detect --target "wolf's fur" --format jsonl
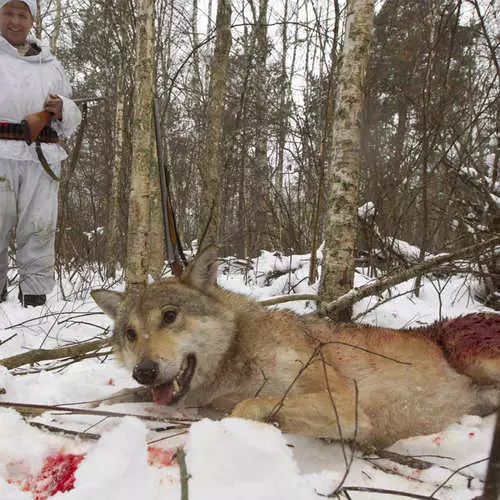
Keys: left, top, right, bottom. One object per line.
{"left": 92, "top": 247, "right": 500, "bottom": 448}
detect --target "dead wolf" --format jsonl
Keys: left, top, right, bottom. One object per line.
{"left": 91, "top": 246, "right": 500, "bottom": 448}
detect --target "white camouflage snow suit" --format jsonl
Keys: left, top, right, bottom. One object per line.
{"left": 0, "top": 34, "right": 81, "bottom": 297}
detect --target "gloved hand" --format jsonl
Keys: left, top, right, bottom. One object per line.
{"left": 44, "top": 94, "right": 63, "bottom": 120}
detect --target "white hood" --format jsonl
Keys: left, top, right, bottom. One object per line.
{"left": 0, "top": 34, "right": 81, "bottom": 163}
{"left": 0, "top": 34, "right": 55, "bottom": 62}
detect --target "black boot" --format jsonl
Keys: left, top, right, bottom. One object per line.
{"left": 18, "top": 289, "right": 46, "bottom": 307}
{"left": 0, "top": 285, "right": 6, "bottom": 303}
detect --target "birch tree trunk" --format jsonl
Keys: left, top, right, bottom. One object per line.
{"left": 125, "top": 0, "right": 156, "bottom": 291}
{"left": 252, "top": 0, "right": 270, "bottom": 251}
{"left": 106, "top": 62, "right": 126, "bottom": 278}
{"left": 319, "top": 0, "right": 374, "bottom": 321}
{"left": 50, "top": 0, "right": 61, "bottom": 55}
{"left": 35, "top": 0, "right": 41, "bottom": 39}
{"left": 197, "top": 0, "right": 232, "bottom": 251}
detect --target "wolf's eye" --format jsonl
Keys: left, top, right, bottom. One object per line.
{"left": 162, "top": 309, "right": 177, "bottom": 325}
{"left": 125, "top": 328, "right": 137, "bottom": 343}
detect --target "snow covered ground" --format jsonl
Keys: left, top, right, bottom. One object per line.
{"left": 0, "top": 250, "right": 497, "bottom": 500}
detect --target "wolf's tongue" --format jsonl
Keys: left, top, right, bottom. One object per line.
{"left": 151, "top": 382, "right": 175, "bottom": 405}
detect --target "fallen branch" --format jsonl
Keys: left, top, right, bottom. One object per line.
{"left": 0, "top": 401, "right": 197, "bottom": 425}
{"left": 260, "top": 237, "right": 498, "bottom": 311}
{"left": 260, "top": 294, "right": 319, "bottom": 307}
{"left": 0, "top": 338, "right": 110, "bottom": 370}
{"left": 320, "top": 236, "right": 499, "bottom": 319}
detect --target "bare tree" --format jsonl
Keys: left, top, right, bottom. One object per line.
{"left": 125, "top": 0, "right": 156, "bottom": 291}
{"left": 197, "top": 0, "right": 232, "bottom": 251}
{"left": 319, "top": 0, "right": 374, "bottom": 320}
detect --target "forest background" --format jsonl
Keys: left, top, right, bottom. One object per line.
{"left": 32, "top": 0, "right": 499, "bottom": 308}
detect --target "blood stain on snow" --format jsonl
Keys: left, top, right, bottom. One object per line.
{"left": 147, "top": 446, "right": 176, "bottom": 468}
{"left": 7, "top": 446, "right": 176, "bottom": 498}
{"left": 8, "top": 451, "right": 85, "bottom": 500}
{"left": 432, "top": 436, "right": 443, "bottom": 446}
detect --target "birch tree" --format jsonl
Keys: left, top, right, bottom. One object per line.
{"left": 319, "top": 0, "right": 374, "bottom": 320}
{"left": 125, "top": 0, "right": 156, "bottom": 291}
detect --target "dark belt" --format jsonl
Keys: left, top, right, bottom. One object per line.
{"left": 0, "top": 122, "right": 60, "bottom": 181}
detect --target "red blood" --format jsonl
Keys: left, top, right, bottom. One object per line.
{"left": 432, "top": 436, "right": 443, "bottom": 446}
{"left": 147, "top": 446, "right": 176, "bottom": 468}
{"left": 8, "top": 446, "right": 176, "bottom": 498}
{"left": 31, "top": 452, "right": 85, "bottom": 500}
{"left": 107, "top": 378, "right": 115, "bottom": 386}
{"left": 469, "top": 432, "right": 475, "bottom": 438}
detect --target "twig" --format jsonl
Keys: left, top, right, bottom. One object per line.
{"left": 327, "top": 486, "right": 434, "bottom": 499}
{"left": 260, "top": 294, "right": 319, "bottom": 307}
{"left": 147, "top": 429, "right": 189, "bottom": 445}
{"left": 431, "top": 457, "right": 489, "bottom": 497}
{"left": 4, "top": 311, "right": 106, "bottom": 330}
{"left": 28, "top": 421, "right": 101, "bottom": 440}
{"left": 370, "top": 450, "right": 434, "bottom": 470}
{"left": 176, "top": 447, "right": 190, "bottom": 500}
{"left": 0, "top": 333, "right": 17, "bottom": 346}
{"left": 0, "top": 401, "right": 198, "bottom": 425}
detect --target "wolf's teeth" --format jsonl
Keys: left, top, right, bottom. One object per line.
{"left": 173, "top": 379, "right": 180, "bottom": 394}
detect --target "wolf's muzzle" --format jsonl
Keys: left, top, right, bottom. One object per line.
{"left": 133, "top": 359, "right": 159, "bottom": 385}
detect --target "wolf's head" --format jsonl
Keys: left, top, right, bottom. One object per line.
{"left": 91, "top": 246, "right": 236, "bottom": 405}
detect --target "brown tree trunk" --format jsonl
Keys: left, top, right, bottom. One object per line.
{"left": 477, "top": 407, "right": 500, "bottom": 500}
{"left": 197, "top": 0, "right": 232, "bottom": 251}
{"left": 309, "top": 0, "right": 341, "bottom": 285}
{"left": 319, "top": 0, "right": 374, "bottom": 321}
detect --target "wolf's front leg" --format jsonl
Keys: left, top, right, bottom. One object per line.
{"left": 231, "top": 391, "right": 372, "bottom": 442}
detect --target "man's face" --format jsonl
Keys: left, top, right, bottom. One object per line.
{"left": 0, "top": 1, "right": 33, "bottom": 47}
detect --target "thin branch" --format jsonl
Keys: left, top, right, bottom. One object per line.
{"left": 327, "top": 486, "right": 434, "bottom": 499}
{"left": 431, "top": 457, "right": 489, "bottom": 497}
{"left": 0, "top": 333, "right": 17, "bottom": 347}
{"left": 176, "top": 447, "right": 190, "bottom": 500}
{"left": 0, "top": 401, "right": 197, "bottom": 425}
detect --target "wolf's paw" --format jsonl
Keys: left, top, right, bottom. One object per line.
{"left": 231, "top": 397, "right": 278, "bottom": 423}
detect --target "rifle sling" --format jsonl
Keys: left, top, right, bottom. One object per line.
{"left": 0, "top": 123, "right": 60, "bottom": 181}
{"left": 35, "top": 141, "right": 60, "bottom": 182}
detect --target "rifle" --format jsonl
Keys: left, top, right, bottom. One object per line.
{"left": 21, "top": 110, "right": 52, "bottom": 144}
{"left": 21, "top": 97, "right": 107, "bottom": 144}
{"left": 153, "top": 98, "right": 186, "bottom": 277}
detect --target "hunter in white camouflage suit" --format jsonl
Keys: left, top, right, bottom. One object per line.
{"left": 0, "top": 0, "right": 81, "bottom": 306}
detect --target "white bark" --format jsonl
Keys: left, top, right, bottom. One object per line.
{"left": 125, "top": 0, "right": 156, "bottom": 290}
{"left": 319, "top": 0, "right": 374, "bottom": 320}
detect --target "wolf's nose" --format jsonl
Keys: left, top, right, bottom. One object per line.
{"left": 133, "top": 359, "right": 159, "bottom": 385}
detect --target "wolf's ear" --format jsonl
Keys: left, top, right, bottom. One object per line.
{"left": 91, "top": 289, "right": 124, "bottom": 319}
{"left": 181, "top": 245, "right": 219, "bottom": 292}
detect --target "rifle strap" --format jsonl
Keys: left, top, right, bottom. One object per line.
{"left": 35, "top": 141, "right": 60, "bottom": 182}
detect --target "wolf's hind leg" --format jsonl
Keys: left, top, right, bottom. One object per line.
{"left": 231, "top": 391, "right": 372, "bottom": 442}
